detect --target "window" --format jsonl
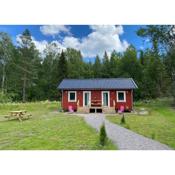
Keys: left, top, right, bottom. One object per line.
{"left": 117, "top": 91, "right": 126, "bottom": 102}
{"left": 68, "top": 91, "right": 77, "bottom": 102}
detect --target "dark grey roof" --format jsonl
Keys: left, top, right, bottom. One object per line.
{"left": 58, "top": 78, "right": 138, "bottom": 90}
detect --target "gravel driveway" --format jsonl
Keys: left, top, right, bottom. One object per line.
{"left": 83, "top": 114, "right": 172, "bottom": 150}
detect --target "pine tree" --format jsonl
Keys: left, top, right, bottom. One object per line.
{"left": 99, "top": 123, "right": 107, "bottom": 146}
{"left": 109, "top": 50, "right": 121, "bottom": 77}
{"left": 0, "top": 32, "right": 14, "bottom": 93}
{"left": 93, "top": 55, "right": 101, "bottom": 78}
{"left": 38, "top": 43, "right": 61, "bottom": 100}
{"left": 140, "top": 51, "right": 168, "bottom": 98}
{"left": 17, "top": 29, "right": 41, "bottom": 102}
{"left": 119, "top": 46, "right": 142, "bottom": 80}
{"left": 58, "top": 51, "right": 68, "bottom": 82}
{"left": 102, "top": 51, "right": 110, "bottom": 78}
{"left": 83, "top": 61, "right": 94, "bottom": 78}
{"left": 65, "top": 48, "right": 84, "bottom": 78}
{"left": 164, "top": 48, "right": 175, "bottom": 103}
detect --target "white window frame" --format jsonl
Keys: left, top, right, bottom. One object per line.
{"left": 102, "top": 91, "right": 110, "bottom": 107}
{"left": 68, "top": 91, "right": 77, "bottom": 102}
{"left": 116, "top": 91, "right": 126, "bottom": 102}
{"left": 83, "top": 91, "right": 91, "bottom": 107}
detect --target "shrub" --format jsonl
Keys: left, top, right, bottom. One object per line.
{"left": 99, "top": 123, "right": 107, "bottom": 146}
{"left": 151, "top": 132, "right": 156, "bottom": 140}
{"left": 120, "top": 114, "right": 126, "bottom": 125}
{"left": 0, "top": 91, "right": 13, "bottom": 103}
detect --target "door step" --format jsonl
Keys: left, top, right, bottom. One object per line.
{"left": 77, "top": 107, "right": 90, "bottom": 113}
{"left": 77, "top": 107, "right": 116, "bottom": 114}
{"left": 102, "top": 107, "right": 116, "bottom": 114}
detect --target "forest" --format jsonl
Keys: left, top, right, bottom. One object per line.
{"left": 0, "top": 25, "right": 175, "bottom": 103}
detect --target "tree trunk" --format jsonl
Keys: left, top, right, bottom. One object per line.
{"left": 172, "top": 80, "right": 175, "bottom": 105}
{"left": 1, "top": 64, "right": 5, "bottom": 93}
{"left": 22, "top": 74, "right": 27, "bottom": 103}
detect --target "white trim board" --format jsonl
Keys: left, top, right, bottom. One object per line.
{"left": 68, "top": 91, "right": 77, "bottom": 102}
{"left": 83, "top": 91, "right": 91, "bottom": 107}
{"left": 102, "top": 91, "right": 110, "bottom": 107}
{"left": 116, "top": 91, "right": 126, "bottom": 102}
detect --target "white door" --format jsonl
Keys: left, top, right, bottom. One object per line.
{"left": 83, "top": 91, "right": 91, "bottom": 107}
{"left": 102, "top": 91, "right": 110, "bottom": 107}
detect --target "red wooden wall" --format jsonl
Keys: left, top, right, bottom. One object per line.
{"left": 62, "top": 89, "right": 133, "bottom": 111}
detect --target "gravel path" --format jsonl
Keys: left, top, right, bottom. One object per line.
{"left": 83, "top": 114, "right": 172, "bottom": 150}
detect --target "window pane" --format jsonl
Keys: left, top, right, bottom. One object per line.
{"left": 70, "top": 93, "right": 75, "bottom": 100}
{"left": 105, "top": 93, "right": 108, "bottom": 106}
{"left": 118, "top": 92, "right": 124, "bottom": 101}
{"left": 103, "top": 92, "right": 108, "bottom": 106}
{"left": 85, "top": 93, "right": 89, "bottom": 106}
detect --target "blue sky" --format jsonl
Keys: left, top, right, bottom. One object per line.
{"left": 0, "top": 25, "right": 151, "bottom": 61}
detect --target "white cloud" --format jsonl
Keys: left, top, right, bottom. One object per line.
{"left": 145, "top": 38, "right": 150, "bottom": 43}
{"left": 90, "top": 25, "right": 124, "bottom": 35}
{"left": 17, "top": 25, "right": 129, "bottom": 59}
{"left": 16, "top": 34, "right": 22, "bottom": 45}
{"left": 32, "top": 38, "right": 48, "bottom": 53}
{"left": 62, "top": 25, "right": 129, "bottom": 57}
{"left": 40, "top": 25, "right": 70, "bottom": 36}
{"left": 63, "top": 36, "right": 80, "bottom": 48}
{"left": 33, "top": 39, "right": 66, "bottom": 56}
{"left": 140, "top": 46, "right": 144, "bottom": 50}
{"left": 16, "top": 34, "right": 48, "bottom": 53}
{"left": 16, "top": 34, "right": 65, "bottom": 57}
{"left": 173, "top": 27, "right": 175, "bottom": 34}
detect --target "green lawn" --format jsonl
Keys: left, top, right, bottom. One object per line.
{"left": 106, "top": 98, "right": 175, "bottom": 149}
{"left": 0, "top": 102, "right": 115, "bottom": 150}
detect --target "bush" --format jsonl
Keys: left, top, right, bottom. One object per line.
{"left": 151, "top": 132, "right": 156, "bottom": 140}
{"left": 0, "top": 91, "right": 13, "bottom": 103}
{"left": 99, "top": 123, "right": 107, "bottom": 146}
{"left": 120, "top": 114, "right": 126, "bottom": 125}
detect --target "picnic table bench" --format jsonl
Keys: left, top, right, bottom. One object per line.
{"left": 4, "top": 110, "right": 32, "bottom": 121}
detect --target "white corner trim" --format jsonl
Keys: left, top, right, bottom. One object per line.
{"left": 116, "top": 91, "right": 126, "bottom": 102}
{"left": 68, "top": 91, "right": 77, "bottom": 102}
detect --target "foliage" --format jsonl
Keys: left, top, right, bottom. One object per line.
{"left": 0, "top": 91, "right": 12, "bottom": 103}
{"left": 65, "top": 48, "right": 84, "bottom": 78}
{"left": 99, "top": 123, "right": 107, "bottom": 146}
{"left": 164, "top": 48, "right": 175, "bottom": 104}
{"left": 0, "top": 32, "right": 15, "bottom": 94}
{"left": 120, "top": 114, "right": 126, "bottom": 124}
{"left": 102, "top": 51, "right": 110, "bottom": 78}
{"left": 137, "top": 25, "right": 175, "bottom": 52}
{"left": 0, "top": 27, "right": 174, "bottom": 102}
{"left": 151, "top": 132, "right": 156, "bottom": 140}
{"left": 93, "top": 55, "right": 102, "bottom": 78}
{"left": 17, "top": 29, "right": 41, "bottom": 102}
{"left": 58, "top": 51, "right": 68, "bottom": 81}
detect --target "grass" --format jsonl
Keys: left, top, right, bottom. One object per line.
{"left": 0, "top": 101, "right": 116, "bottom": 150}
{"left": 106, "top": 98, "right": 175, "bottom": 149}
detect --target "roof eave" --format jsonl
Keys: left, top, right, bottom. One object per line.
{"left": 58, "top": 88, "right": 137, "bottom": 90}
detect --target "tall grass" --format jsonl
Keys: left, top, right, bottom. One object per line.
{"left": 0, "top": 101, "right": 61, "bottom": 116}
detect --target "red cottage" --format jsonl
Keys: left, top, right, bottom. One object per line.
{"left": 58, "top": 78, "right": 138, "bottom": 113}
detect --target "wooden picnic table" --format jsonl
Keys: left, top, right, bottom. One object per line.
{"left": 4, "top": 110, "right": 31, "bottom": 122}
{"left": 10, "top": 110, "right": 27, "bottom": 121}
{"left": 10, "top": 110, "right": 26, "bottom": 116}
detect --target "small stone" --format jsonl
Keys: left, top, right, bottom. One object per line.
{"left": 139, "top": 111, "right": 149, "bottom": 115}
